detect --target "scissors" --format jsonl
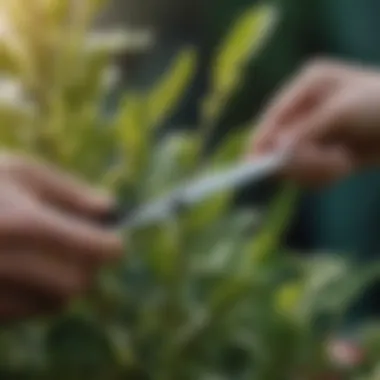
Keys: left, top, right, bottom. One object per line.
{"left": 105, "top": 150, "right": 289, "bottom": 230}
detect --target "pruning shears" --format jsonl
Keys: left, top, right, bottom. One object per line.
{"left": 109, "top": 150, "right": 289, "bottom": 230}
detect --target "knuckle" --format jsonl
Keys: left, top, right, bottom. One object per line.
{"left": 0, "top": 152, "right": 29, "bottom": 175}
{"left": 58, "top": 276, "right": 86, "bottom": 299}
{"left": 0, "top": 211, "right": 36, "bottom": 238}
{"left": 303, "top": 58, "right": 333, "bottom": 77}
{"left": 19, "top": 213, "right": 43, "bottom": 238}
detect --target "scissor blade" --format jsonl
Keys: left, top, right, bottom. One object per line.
{"left": 124, "top": 192, "right": 179, "bottom": 229}
{"left": 123, "top": 152, "right": 286, "bottom": 229}
{"left": 181, "top": 152, "right": 285, "bottom": 205}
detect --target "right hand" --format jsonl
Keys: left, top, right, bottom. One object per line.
{"left": 252, "top": 59, "right": 380, "bottom": 186}
{"left": 0, "top": 153, "right": 122, "bottom": 321}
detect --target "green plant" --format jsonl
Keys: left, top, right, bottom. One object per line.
{"left": 0, "top": 1, "right": 379, "bottom": 379}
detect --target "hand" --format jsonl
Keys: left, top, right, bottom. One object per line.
{"left": 0, "top": 153, "right": 122, "bottom": 321}
{"left": 252, "top": 59, "right": 380, "bottom": 186}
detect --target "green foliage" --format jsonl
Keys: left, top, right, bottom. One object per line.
{"left": 0, "top": 1, "right": 378, "bottom": 379}
{"left": 201, "top": 3, "right": 277, "bottom": 134}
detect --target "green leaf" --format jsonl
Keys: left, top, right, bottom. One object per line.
{"left": 131, "top": 221, "right": 182, "bottom": 282}
{"left": 0, "top": 105, "right": 34, "bottom": 149}
{"left": 140, "top": 132, "right": 200, "bottom": 200}
{"left": 274, "top": 280, "right": 304, "bottom": 321}
{"left": 243, "top": 182, "right": 299, "bottom": 267}
{"left": 115, "top": 93, "right": 148, "bottom": 182}
{"left": 105, "top": 324, "right": 135, "bottom": 368}
{"left": 209, "top": 128, "right": 252, "bottom": 167}
{"left": 184, "top": 192, "right": 232, "bottom": 236}
{"left": 147, "top": 48, "right": 198, "bottom": 129}
{"left": 46, "top": 316, "right": 116, "bottom": 379}
{"left": 211, "top": 4, "right": 278, "bottom": 94}
{"left": 300, "top": 259, "right": 380, "bottom": 321}
{"left": 188, "top": 209, "right": 260, "bottom": 276}
{"left": 202, "top": 4, "right": 278, "bottom": 125}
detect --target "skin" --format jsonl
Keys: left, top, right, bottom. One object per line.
{"left": 0, "top": 153, "right": 122, "bottom": 321}
{"left": 252, "top": 59, "right": 380, "bottom": 187}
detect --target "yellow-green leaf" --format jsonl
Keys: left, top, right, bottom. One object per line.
{"left": 147, "top": 48, "right": 198, "bottom": 129}
{"left": 140, "top": 133, "right": 200, "bottom": 199}
{"left": 184, "top": 192, "right": 232, "bottom": 235}
{"left": 115, "top": 93, "right": 148, "bottom": 180}
{"left": 275, "top": 281, "right": 303, "bottom": 319}
{"left": 212, "top": 4, "right": 278, "bottom": 94}
{"left": 202, "top": 4, "right": 278, "bottom": 127}
{"left": 243, "top": 182, "right": 299, "bottom": 267}
{"left": 210, "top": 128, "right": 252, "bottom": 167}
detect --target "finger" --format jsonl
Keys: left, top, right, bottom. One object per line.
{"left": 282, "top": 144, "right": 354, "bottom": 187}
{"left": 271, "top": 92, "right": 349, "bottom": 153}
{"left": 0, "top": 250, "right": 90, "bottom": 300}
{"left": 0, "top": 154, "right": 114, "bottom": 217}
{"left": 0, "top": 206, "right": 123, "bottom": 263}
{"left": 341, "top": 140, "right": 380, "bottom": 169}
{"left": 0, "top": 290, "right": 63, "bottom": 323}
{"left": 253, "top": 67, "right": 333, "bottom": 153}
{"left": 253, "top": 60, "right": 351, "bottom": 154}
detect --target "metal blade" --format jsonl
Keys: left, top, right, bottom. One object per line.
{"left": 122, "top": 151, "right": 287, "bottom": 229}
{"left": 180, "top": 152, "right": 286, "bottom": 205}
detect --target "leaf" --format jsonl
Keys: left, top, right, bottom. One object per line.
{"left": 115, "top": 93, "right": 148, "bottom": 182}
{"left": 0, "top": 105, "right": 34, "bottom": 149}
{"left": 188, "top": 209, "right": 260, "bottom": 276}
{"left": 209, "top": 128, "right": 252, "bottom": 167}
{"left": 274, "top": 281, "right": 303, "bottom": 320}
{"left": 0, "top": 323, "right": 47, "bottom": 372}
{"left": 140, "top": 132, "right": 200, "bottom": 200}
{"left": 175, "top": 277, "right": 252, "bottom": 357}
{"left": 105, "top": 324, "right": 135, "bottom": 367}
{"left": 86, "top": 29, "right": 154, "bottom": 55}
{"left": 146, "top": 48, "right": 198, "bottom": 129}
{"left": 300, "top": 260, "right": 380, "bottom": 321}
{"left": 61, "top": 51, "right": 111, "bottom": 109}
{"left": 131, "top": 221, "right": 182, "bottom": 282}
{"left": 211, "top": 4, "right": 278, "bottom": 94}
{"left": 202, "top": 4, "right": 278, "bottom": 125}
{"left": 46, "top": 316, "right": 116, "bottom": 379}
{"left": 243, "top": 182, "right": 299, "bottom": 267}
{"left": 0, "top": 41, "right": 22, "bottom": 76}
{"left": 183, "top": 192, "right": 232, "bottom": 236}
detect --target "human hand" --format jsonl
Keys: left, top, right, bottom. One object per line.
{"left": 252, "top": 59, "right": 380, "bottom": 186}
{"left": 0, "top": 153, "right": 122, "bottom": 321}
